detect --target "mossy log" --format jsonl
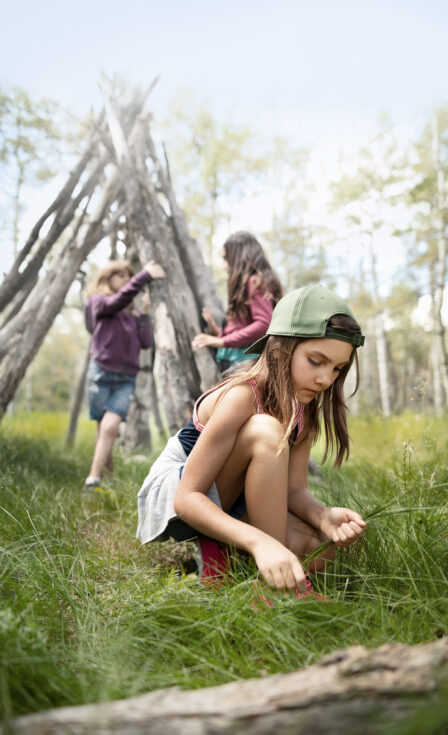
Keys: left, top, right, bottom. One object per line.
{"left": 4, "top": 638, "right": 448, "bottom": 734}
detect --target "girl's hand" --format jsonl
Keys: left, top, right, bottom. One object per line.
{"left": 144, "top": 261, "right": 166, "bottom": 280}
{"left": 192, "top": 333, "right": 224, "bottom": 349}
{"left": 320, "top": 507, "right": 366, "bottom": 548}
{"left": 252, "top": 537, "right": 307, "bottom": 591}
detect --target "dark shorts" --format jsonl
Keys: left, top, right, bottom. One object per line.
{"left": 164, "top": 466, "right": 247, "bottom": 542}
{"left": 87, "top": 360, "right": 136, "bottom": 422}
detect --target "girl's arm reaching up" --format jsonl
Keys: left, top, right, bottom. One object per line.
{"left": 287, "top": 439, "right": 366, "bottom": 547}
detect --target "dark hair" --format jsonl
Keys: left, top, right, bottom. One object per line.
{"left": 218, "top": 313, "right": 362, "bottom": 467}
{"left": 307, "top": 314, "right": 361, "bottom": 466}
{"left": 223, "top": 231, "right": 283, "bottom": 322}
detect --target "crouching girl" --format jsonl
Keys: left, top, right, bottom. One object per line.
{"left": 137, "top": 284, "right": 366, "bottom": 591}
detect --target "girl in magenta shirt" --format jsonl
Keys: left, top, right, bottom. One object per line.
{"left": 192, "top": 232, "right": 283, "bottom": 371}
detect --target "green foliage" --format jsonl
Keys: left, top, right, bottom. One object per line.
{"left": 0, "top": 86, "right": 63, "bottom": 246}
{"left": 0, "top": 86, "right": 61, "bottom": 165}
{"left": 160, "top": 92, "right": 328, "bottom": 295}
{"left": 0, "top": 412, "right": 447, "bottom": 724}
{"left": 405, "top": 104, "right": 448, "bottom": 288}
{"left": 0, "top": 85, "right": 87, "bottom": 251}
{"left": 327, "top": 113, "right": 448, "bottom": 413}
{"left": 13, "top": 309, "right": 89, "bottom": 413}
{"left": 161, "top": 90, "right": 267, "bottom": 257}
{"left": 261, "top": 136, "right": 331, "bottom": 290}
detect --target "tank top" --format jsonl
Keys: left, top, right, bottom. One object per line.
{"left": 177, "top": 379, "right": 304, "bottom": 457}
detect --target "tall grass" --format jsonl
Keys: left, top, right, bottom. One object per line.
{"left": 0, "top": 411, "right": 447, "bottom": 722}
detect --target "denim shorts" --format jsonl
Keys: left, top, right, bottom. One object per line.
{"left": 87, "top": 360, "right": 136, "bottom": 421}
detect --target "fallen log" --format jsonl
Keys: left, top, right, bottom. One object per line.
{"left": 4, "top": 638, "right": 447, "bottom": 734}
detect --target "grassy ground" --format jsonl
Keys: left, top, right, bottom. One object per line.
{"left": 0, "top": 411, "right": 447, "bottom": 729}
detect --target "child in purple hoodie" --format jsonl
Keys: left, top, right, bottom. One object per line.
{"left": 84, "top": 259, "right": 165, "bottom": 490}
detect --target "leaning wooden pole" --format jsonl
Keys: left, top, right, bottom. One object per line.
{"left": 0, "top": 169, "right": 122, "bottom": 420}
{"left": 65, "top": 341, "right": 91, "bottom": 447}
{"left": 0, "top": 89, "right": 152, "bottom": 421}
{"left": 145, "top": 126, "right": 224, "bottom": 322}
{"left": 0, "top": 137, "right": 105, "bottom": 317}
{"left": 100, "top": 79, "right": 221, "bottom": 433}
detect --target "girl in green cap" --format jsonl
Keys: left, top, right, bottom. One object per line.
{"left": 137, "top": 284, "right": 366, "bottom": 592}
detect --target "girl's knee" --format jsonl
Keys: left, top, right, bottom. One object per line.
{"left": 303, "top": 531, "right": 326, "bottom": 555}
{"left": 300, "top": 530, "right": 336, "bottom": 571}
{"left": 287, "top": 519, "right": 327, "bottom": 558}
{"left": 101, "top": 413, "right": 121, "bottom": 438}
{"left": 244, "top": 413, "right": 285, "bottom": 455}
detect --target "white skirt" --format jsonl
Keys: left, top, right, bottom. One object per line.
{"left": 136, "top": 432, "right": 222, "bottom": 544}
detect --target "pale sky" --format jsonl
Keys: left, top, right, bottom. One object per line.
{"left": 2, "top": 0, "right": 447, "bottom": 147}
{"left": 1, "top": 0, "right": 447, "bottom": 295}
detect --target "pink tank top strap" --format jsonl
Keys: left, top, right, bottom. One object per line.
{"left": 248, "top": 378, "right": 264, "bottom": 414}
{"left": 249, "top": 379, "right": 304, "bottom": 434}
{"left": 193, "top": 378, "right": 264, "bottom": 433}
{"left": 192, "top": 384, "right": 220, "bottom": 432}
{"left": 193, "top": 378, "right": 302, "bottom": 435}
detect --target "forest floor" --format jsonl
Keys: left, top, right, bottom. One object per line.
{"left": 0, "top": 411, "right": 447, "bottom": 730}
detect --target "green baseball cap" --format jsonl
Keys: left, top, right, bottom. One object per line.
{"left": 244, "top": 284, "right": 365, "bottom": 354}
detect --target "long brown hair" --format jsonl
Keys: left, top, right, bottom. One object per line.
{"left": 86, "top": 260, "right": 134, "bottom": 298}
{"left": 218, "top": 314, "right": 362, "bottom": 467}
{"left": 223, "top": 232, "right": 283, "bottom": 322}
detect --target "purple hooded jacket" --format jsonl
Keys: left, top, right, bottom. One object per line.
{"left": 85, "top": 269, "right": 153, "bottom": 375}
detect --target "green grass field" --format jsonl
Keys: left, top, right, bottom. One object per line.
{"left": 0, "top": 411, "right": 447, "bottom": 730}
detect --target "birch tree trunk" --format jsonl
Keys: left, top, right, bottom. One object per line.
{"left": 360, "top": 317, "right": 375, "bottom": 411}
{"left": 374, "top": 311, "right": 391, "bottom": 416}
{"left": 430, "top": 111, "right": 448, "bottom": 410}
{"left": 369, "top": 240, "right": 391, "bottom": 416}
{"left": 430, "top": 258, "right": 443, "bottom": 412}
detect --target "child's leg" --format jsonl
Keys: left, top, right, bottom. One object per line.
{"left": 95, "top": 421, "right": 114, "bottom": 474}
{"left": 286, "top": 512, "right": 336, "bottom": 572}
{"left": 95, "top": 422, "right": 113, "bottom": 474}
{"left": 215, "top": 413, "right": 290, "bottom": 546}
{"left": 88, "top": 411, "right": 122, "bottom": 479}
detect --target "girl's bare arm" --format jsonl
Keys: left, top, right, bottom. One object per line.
{"left": 174, "top": 385, "right": 261, "bottom": 547}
